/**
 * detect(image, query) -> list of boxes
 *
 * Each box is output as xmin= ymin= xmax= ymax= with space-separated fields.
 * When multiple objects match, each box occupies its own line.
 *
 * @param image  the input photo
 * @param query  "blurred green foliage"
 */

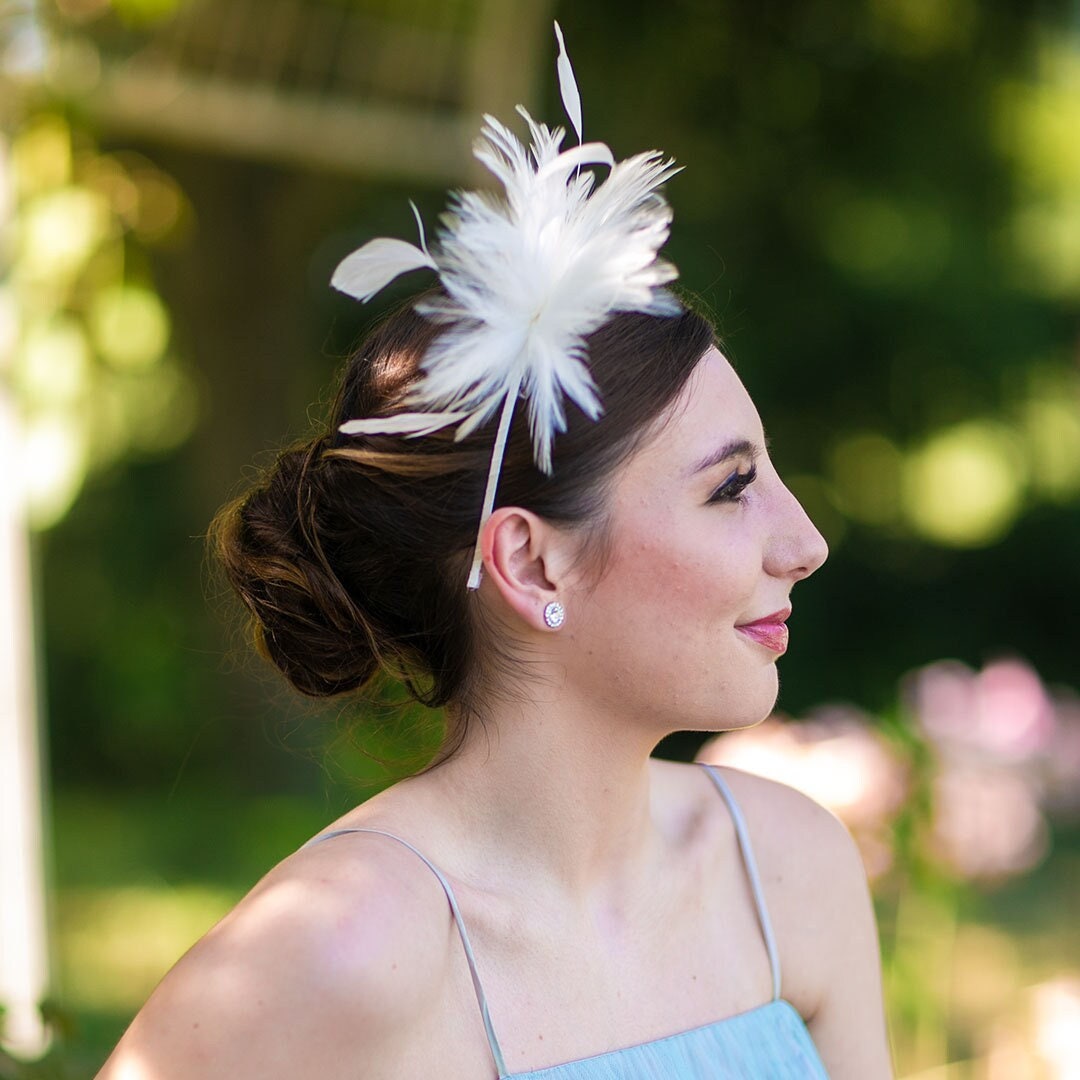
xmin=4 ymin=0 xmax=1079 ymax=1074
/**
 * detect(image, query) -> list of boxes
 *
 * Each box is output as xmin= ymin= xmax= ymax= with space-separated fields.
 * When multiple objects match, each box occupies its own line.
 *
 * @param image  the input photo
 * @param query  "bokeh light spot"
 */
xmin=828 ymin=431 xmax=904 ymax=526
xmin=821 ymin=194 xmax=951 ymax=287
xmin=131 ymin=168 xmax=185 ymax=241
xmin=995 ymin=43 xmax=1080 ymax=298
xmin=18 ymin=187 xmax=110 ymax=282
xmin=868 ymin=0 xmax=976 ymax=56
xmin=1008 ymin=201 xmax=1080 ymax=297
xmin=0 ymin=287 xmax=19 ymax=365
xmin=82 ymin=155 xmax=140 ymax=223
xmin=10 ymin=116 xmax=71 ymax=195
xmin=0 ymin=135 xmax=12 ymax=221
xmin=110 ymin=0 xmax=184 ymax=26
xmin=21 ymin=415 xmax=89 ymax=530
xmin=1021 ymin=392 xmax=1080 ymax=501
xmin=123 ymin=361 xmax=200 ymax=454
xmin=902 ymin=421 xmax=1026 ymax=546
xmin=89 ymin=284 xmax=170 ymax=370
xmin=54 ymin=0 xmax=111 ymax=22
xmin=996 ymin=45 xmax=1080 ymax=199
xmin=17 ymin=316 xmax=92 ymax=407
xmin=825 ymin=196 xmax=907 ymax=275
xmin=46 ymin=35 xmax=102 ymax=95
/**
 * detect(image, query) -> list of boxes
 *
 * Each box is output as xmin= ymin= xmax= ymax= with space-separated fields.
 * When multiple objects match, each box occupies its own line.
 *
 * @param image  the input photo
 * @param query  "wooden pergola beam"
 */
xmin=78 ymin=58 xmax=479 ymax=184
xmin=41 ymin=0 xmax=556 ymax=184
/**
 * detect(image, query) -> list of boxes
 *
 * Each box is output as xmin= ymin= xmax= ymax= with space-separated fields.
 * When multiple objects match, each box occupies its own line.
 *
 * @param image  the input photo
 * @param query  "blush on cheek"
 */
xmin=594 ymin=540 xmax=664 ymax=595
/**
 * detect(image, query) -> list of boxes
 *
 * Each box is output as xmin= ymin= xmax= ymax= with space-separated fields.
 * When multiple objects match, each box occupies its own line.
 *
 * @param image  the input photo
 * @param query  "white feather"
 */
xmin=333 ymin=24 xmax=681 ymax=478
xmin=553 ymin=21 xmax=583 ymax=144
xmin=338 ymin=411 xmax=468 ymax=438
xmin=331 ymin=237 xmax=437 ymax=302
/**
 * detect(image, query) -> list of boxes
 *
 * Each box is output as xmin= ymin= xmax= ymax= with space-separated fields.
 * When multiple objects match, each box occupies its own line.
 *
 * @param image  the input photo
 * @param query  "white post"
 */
xmin=0 ymin=140 xmax=50 ymax=1058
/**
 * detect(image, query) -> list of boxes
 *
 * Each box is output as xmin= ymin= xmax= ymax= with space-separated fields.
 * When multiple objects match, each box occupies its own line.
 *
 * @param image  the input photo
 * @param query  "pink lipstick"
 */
xmin=735 ymin=608 xmax=790 ymax=654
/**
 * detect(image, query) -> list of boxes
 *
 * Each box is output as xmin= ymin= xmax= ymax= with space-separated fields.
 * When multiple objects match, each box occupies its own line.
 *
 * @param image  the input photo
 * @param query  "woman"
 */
xmin=99 ymin=27 xmax=893 ymax=1080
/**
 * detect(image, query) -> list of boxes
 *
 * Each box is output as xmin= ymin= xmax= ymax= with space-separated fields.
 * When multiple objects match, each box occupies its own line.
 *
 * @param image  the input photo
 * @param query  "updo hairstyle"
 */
xmin=211 ymin=293 xmax=714 ymax=744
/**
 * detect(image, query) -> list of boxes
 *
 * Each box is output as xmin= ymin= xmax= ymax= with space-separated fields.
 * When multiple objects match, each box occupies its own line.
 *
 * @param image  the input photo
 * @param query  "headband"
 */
xmin=331 ymin=23 xmax=681 ymax=589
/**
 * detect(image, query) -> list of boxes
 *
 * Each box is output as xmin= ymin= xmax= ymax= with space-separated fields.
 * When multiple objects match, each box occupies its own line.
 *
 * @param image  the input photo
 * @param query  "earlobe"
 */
xmin=480 ymin=507 xmax=564 ymax=630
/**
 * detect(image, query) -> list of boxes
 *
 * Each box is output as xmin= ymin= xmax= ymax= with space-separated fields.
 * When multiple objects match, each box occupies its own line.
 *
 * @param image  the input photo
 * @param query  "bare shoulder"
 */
xmin=701 ymin=764 xmax=871 ymax=985
xmin=703 ymin=763 xmax=895 ymax=1079
xmin=97 ymin=829 xmax=456 ymax=1080
xmin=658 ymin=759 xmax=861 ymax=932
xmin=707 ymin=764 xmax=860 ymax=885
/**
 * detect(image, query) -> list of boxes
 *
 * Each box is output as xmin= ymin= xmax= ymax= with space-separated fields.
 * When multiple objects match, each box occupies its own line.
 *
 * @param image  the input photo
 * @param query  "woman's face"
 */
xmin=562 ymin=346 xmax=829 ymax=734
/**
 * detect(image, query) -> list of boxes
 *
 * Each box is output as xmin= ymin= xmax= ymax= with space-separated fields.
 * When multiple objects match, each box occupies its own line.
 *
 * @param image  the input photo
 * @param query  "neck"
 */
xmin=426 ymin=689 xmax=669 ymax=898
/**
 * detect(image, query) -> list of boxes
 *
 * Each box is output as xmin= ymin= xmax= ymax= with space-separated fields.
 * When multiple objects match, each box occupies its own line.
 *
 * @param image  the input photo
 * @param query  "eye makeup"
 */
xmin=707 ymin=462 xmax=758 ymax=504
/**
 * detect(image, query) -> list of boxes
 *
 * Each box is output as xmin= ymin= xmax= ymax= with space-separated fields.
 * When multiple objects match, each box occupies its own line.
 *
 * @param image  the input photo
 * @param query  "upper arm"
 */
xmin=96 ymin=839 xmax=453 ymax=1080
xmin=801 ymin=808 xmax=894 ymax=1079
xmin=718 ymin=768 xmax=894 ymax=1080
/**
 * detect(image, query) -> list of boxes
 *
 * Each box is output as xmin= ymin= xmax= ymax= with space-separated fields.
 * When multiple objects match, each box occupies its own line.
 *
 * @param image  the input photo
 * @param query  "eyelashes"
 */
xmin=707 ymin=463 xmax=758 ymax=504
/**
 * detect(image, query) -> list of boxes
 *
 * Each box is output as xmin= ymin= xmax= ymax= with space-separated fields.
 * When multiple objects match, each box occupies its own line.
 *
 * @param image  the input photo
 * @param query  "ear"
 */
xmin=479 ymin=506 xmax=571 ymax=630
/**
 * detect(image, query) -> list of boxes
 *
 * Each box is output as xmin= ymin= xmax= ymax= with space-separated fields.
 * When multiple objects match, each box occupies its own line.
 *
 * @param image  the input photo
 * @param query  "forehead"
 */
xmin=624 ymin=346 xmax=763 ymax=478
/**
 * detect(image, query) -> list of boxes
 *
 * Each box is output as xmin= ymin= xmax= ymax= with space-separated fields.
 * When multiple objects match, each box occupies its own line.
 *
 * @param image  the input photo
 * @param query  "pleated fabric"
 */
xmin=505 ymin=1000 xmax=829 ymax=1079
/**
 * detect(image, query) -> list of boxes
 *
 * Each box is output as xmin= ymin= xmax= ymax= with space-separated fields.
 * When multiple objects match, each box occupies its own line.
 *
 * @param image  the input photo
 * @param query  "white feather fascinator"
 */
xmin=331 ymin=22 xmax=682 ymax=589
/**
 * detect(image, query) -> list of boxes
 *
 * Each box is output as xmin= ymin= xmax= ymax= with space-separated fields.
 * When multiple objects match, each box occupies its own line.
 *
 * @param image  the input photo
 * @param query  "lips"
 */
xmin=735 ymin=608 xmax=791 ymax=654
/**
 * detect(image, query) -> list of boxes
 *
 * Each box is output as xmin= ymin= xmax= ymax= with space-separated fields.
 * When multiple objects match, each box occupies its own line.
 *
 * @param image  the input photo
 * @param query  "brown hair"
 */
xmin=211 ymin=294 xmax=714 ymax=750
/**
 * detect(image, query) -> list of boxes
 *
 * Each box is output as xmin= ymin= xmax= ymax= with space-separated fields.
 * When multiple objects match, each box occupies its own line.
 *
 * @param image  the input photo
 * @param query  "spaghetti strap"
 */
xmin=699 ymin=765 xmax=783 ymax=1002
xmin=304 ymin=827 xmax=508 ymax=1077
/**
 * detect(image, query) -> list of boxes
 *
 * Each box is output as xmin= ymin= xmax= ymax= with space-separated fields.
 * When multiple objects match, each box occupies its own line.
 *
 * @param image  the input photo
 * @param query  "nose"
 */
xmin=765 ymin=481 xmax=829 ymax=582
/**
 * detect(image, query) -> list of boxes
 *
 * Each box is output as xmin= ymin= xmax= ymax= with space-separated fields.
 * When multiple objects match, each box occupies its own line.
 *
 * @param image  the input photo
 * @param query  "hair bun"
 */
xmin=212 ymin=445 xmax=379 ymax=697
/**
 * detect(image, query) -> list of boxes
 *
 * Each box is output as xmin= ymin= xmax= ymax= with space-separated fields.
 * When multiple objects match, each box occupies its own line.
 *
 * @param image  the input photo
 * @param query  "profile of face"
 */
xmin=560 ymin=346 xmax=829 ymax=735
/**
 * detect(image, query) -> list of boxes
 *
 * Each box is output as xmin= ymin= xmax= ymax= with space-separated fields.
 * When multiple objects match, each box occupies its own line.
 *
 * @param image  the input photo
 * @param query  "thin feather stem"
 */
xmin=466 ymin=370 xmax=524 ymax=590
xmin=409 ymin=200 xmax=431 ymax=259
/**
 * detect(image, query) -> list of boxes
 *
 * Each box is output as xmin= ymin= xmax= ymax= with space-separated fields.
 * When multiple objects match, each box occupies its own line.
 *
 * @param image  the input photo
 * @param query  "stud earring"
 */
xmin=543 ymin=600 xmax=566 ymax=629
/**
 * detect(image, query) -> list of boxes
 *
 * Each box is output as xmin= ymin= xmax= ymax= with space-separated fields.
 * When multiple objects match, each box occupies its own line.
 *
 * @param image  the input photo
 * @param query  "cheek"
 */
xmin=564 ymin=514 xmax=776 ymax=724
xmin=599 ymin=521 xmax=690 ymax=623
xmin=638 ymin=494 xmax=757 ymax=576
xmin=588 ymin=509 xmax=758 ymax=637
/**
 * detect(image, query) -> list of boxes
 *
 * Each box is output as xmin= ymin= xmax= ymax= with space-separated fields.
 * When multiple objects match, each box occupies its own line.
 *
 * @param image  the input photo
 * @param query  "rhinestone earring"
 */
xmin=543 ymin=600 xmax=566 ymax=629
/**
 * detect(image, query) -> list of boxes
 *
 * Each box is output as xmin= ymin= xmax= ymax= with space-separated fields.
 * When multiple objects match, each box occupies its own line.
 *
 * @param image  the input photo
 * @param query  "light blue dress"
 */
xmin=308 ymin=764 xmax=830 ymax=1078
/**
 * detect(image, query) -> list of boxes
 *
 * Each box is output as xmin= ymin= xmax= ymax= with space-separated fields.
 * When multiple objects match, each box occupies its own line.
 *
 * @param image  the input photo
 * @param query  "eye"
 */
xmin=707 ymin=463 xmax=758 ymax=504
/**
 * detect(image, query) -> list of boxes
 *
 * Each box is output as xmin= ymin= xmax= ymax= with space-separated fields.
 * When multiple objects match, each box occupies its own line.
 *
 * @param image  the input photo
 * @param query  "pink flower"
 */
xmin=907 ymin=657 xmax=1057 ymax=764
xmin=928 ymin=762 xmax=1048 ymax=882
xmin=903 ymin=655 xmax=1080 ymax=880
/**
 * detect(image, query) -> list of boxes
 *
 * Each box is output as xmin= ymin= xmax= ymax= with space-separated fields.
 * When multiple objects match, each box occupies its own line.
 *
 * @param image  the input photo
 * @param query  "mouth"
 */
xmin=735 ymin=608 xmax=791 ymax=655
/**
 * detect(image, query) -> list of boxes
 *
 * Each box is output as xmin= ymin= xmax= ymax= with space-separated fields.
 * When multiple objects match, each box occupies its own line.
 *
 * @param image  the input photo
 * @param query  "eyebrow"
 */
xmin=684 ymin=438 xmax=763 ymax=478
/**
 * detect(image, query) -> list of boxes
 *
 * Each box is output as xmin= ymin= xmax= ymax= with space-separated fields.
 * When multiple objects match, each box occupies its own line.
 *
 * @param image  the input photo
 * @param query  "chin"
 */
xmin=700 ymin=675 xmax=780 ymax=735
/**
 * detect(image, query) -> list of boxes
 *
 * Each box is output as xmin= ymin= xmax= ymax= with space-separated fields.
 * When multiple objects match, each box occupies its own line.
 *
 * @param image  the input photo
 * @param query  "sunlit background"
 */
xmin=1 ymin=0 xmax=1079 ymax=1077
